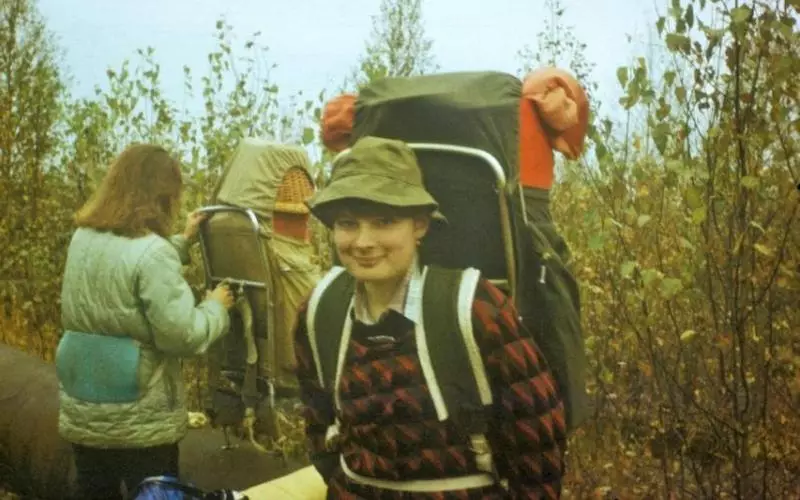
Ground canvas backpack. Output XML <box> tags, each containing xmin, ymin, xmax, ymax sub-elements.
<box><xmin>198</xmin><ymin>139</ymin><xmax>322</xmax><ymax>441</ymax></box>
<box><xmin>320</xmin><ymin>70</ymin><xmax>590</xmax><ymax>432</ymax></box>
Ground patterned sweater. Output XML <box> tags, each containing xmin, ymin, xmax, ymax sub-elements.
<box><xmin>294</xmin><ymin>278</ymin><xmax>566</xmax><ymax>499</ymax></box>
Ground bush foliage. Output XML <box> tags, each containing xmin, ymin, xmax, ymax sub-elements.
<box><xmin>1</xmin><ymin>0</ymin><xmax>797</xmax><ymax>497</ymax></box>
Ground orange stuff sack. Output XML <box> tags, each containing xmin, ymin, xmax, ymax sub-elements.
<box><xmin>519</xmin><ymin>67</ymin><xmax>589</xmax><ymax>189</ymax></box>
<box><xmin>320</xmin><ymin>93</ymin><xmax>356</xmax><ymax>152</ymax></box>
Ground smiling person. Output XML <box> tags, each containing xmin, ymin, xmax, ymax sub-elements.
<box><xmin>294</xmin><ymin>136</ymin><xmax>568</xmax><ymax>499</ymax></box>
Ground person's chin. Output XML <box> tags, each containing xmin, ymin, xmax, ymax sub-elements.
<box><xmin>348</xmin><ymin>262</ymin><xmax>389</xmax><ymax>282</ymax></box>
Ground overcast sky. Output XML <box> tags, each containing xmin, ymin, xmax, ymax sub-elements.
<box><xmin>37</xmin><ymin>0</ymin><xmax>667</xmax><ymax>119</ymax></box>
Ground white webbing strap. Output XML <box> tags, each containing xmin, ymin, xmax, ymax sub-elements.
<box><xmin>456</xmin><ymin>268</ymin><xmax>492</xmax><ymax>405</ymax></box>
<box><xmin>324</xmin><ymin>295</ymin><xmax>355</xmax><ymax>449</ymax></box>
<box><xmin>457</xmin><ymin>268</ymin><xmax>501</xmax><ymax>484</ymax></box>
<box><xmin>340</xmin><ymin>455</ymin><xmax>496</xmax><ymax>492</ymax></box>
<box><xmin>410</xmin><ymin>267</ymin><xmax>450</xmax><ymax>421</ymax></box>
<box><xmin>306</xmin><ymin>266</ymin><xmax>347</xmax><ymax>389</ymax></box>
<box><xmin>333</xmin><ymin>298</ymin><xmax>355</xmax><ymax>412</ymax></box>
<box><xmin>306</xmin><ymin>266</ymin><xmax>349</xmax><ymax>450</ymax></box>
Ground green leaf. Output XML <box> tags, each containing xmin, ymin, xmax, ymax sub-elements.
<box><xmin>741</xmin><ymin>175</ymin><xmax>759</xmax><ymax>189</ymax></box>
<box><xmin>588</xmin><ymin>233</ymin><xmax>605</xmax><ymax>250</ymax></box>
<box><xmin>652</xmin><ymin>122</ymin><xmax>670</xmax><ymax>155</ymax></box>
<box><xmin>624</xmin><ymin>84</ymin><xmax>641</xmax><ymax>109</ymax></box>
<box><xmin>685</xmin><ymin>185</ymin><xmax>703</xmax><ymax>209</ymax></box>
<box><xmin>642</xmin><ymin>268</ymin><xmax>663</xmax><ymax>287</ymax></box>
<box><xmin>680</xmin><ymin>329</ymin><xmax>698</xmax><ymax>343</ymax></box>
<box><xmin>664</xmin><ymin>71</ymin><xmax>676</xmax><ymax>87</ymax></box>
<box><xmin>691</xmin><ymin>207</ymin><xmax>707</xmax><ymax>225</ymax></box>
<box><xmin>301</xmin><ymin>127</ymin><xmax>315</xmax><ymax>145</ymax></box>
<box><xmin>731</xmin><ymin>6</ymin><xmax>751</xmax><ymax>24</ymax></box>
<box><xmin>666</xmin><ymin>33</ymin><xmax>690</xmax><ymax>52</ymax></box>
<box><xmin>685</xmin><ymin>4</ymin><xmax>695</xmax><ymax>28</ymax></box>
<box><xmin>675</xmin><ymin>85</ymin><xmax>687</xmax><ymax>103</ymax></box>
<box><xmin>637</xmin><ymin>214</ymin><xmax>652</xmax><ymax>227</ymax></box>
<box><xmin>617</xmin><ymin>67</ymin><xmax>629</xmax><ymax>88</ymax></box>
<box><xmin>660</xmin><ymin>277</ymin><xmax>683</xmax><ymax>298</ymax></box>
<box><xmin>656</xmin><ymin>16</ymin><xmax>666</xmax><ymax>35</ymax></box>
<box><xmin>666</xmin><ymin>159</ymin><xmax>683</xmax><ymax>172</ymax></box>
<box><xmin>776</xmin><ymin>18</ymin><xmax>794</xmax><ymax>39</ymax></box>
<box><xmin>595</xmin><ymin>140</ymin><xmax>608</xmax><ymax>161</ymax></box>
<box><xmin>621</xmin><ymin>261</ymin><xmax>637</xmax><ymax>279</ymax></box>
<box><xmin>600</xmin><ymin>367</ymin><xmax>614</xmax><ymax>384</ymax></box>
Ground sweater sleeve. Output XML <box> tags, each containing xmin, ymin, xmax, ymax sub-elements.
<box><xmin>293</xmin><ymin>301</ymin><xmax>339</xmax><ymax>483</ymax></box>
<box><xmin>472</xmin><ymin>279</ymin><xmax>567</xmax><ymax>499</ymax></box>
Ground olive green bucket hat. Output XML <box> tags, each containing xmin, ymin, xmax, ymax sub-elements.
<box><xmin>306</xmin><ymin>136</ymin><xmax>446</xmax><ymax>227</ymax></box>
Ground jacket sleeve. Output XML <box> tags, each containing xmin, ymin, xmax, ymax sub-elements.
<box><xmin>472</xmin><ymin>279</ymin><xmax>567</xmax><ymax>499</ymax></box>
<box><xmin>168</xmin><ymin>234</ymin><xmax>191</xmax><ymax>265</ymax></box>
<box><xmin>136</xmin><ymin>239</ymin><xmax>229</xmax><ymax>356</ymax></box>
<box><xmin>293</xmin><ymin>301</ymin><xmax>340</xmax><ymax>483</ymax></box>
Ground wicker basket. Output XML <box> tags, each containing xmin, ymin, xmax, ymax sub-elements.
<box><xmin>274</xmin><ymin>167</ymin><xmax>314</xmax><ymax>215</ymax></box>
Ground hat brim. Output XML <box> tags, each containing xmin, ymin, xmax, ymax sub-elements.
<box><xmin>306</xmin><ymin>173</ymin><xmax>446</xmax><ymax>226</ymax></box>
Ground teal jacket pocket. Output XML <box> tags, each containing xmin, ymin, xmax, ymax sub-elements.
<box><xmin>56</xmin><ymin>331</ymin><xmax>141</xmax><ymax>403</ymax></box>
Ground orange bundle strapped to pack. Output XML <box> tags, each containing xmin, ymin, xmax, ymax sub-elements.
<box><xmin>519</xmin><ymin>67</ymin><xmax>589</xmax><ymax>190</ymax></box>
<box><xmin>321</xmin><ymin>93</ymin><xmax>356</xmax><ymax>153</ymax></box>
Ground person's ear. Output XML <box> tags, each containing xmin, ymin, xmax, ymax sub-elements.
<box><xmin>412</xmin><ymin>213</ymin><xmax>431</xmax><ymax>241</ymax></box>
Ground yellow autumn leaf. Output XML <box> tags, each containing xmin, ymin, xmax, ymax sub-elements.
<box><xmin>753</xmin><ymin>243</ymin><xmax>773</xmax><ymax>256</ymax></box>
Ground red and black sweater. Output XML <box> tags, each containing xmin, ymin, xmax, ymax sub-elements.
<box><xmin>294</xmin><ymin>278</ymin><xmax>567</xmax><ymax>499</ymax></box>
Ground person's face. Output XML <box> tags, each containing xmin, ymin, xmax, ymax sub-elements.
<box><xmin>332</xmin><ymin>208</ymin><xmax>430</xmax><ymax>285</ymax></box>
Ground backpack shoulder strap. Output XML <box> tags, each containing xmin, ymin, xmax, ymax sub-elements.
<box><xmin>305</xmin><ymin>266</ymin><xmax>355</xmax><ymax>391</ymax></box>
<box><xmin>421</xmin><ymin>266</ymin><xmax>492</xmax><ymax>433</ymax></box>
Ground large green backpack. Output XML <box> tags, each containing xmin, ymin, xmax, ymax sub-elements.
<box><xmin>322</xmin><ymin>71</ymin><xmax>590</xmax><ymax>432</ymax></box>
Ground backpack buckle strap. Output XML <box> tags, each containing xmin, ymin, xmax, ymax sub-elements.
<box><xmin>469</xmin><ymin>434</ymin><xmax>494</xmax><ymax>474</ymax></box>
<box><xmin>324</xmin><ymin>418</ymin><xmax>342</xmax><ymax>451</ymax></box>
<box><xmin>339</xmin><ymin>455</ymin><xmax>496</xmax><ymax>492</ymax></box>
<box><xmin>468</xmin><ymin>434</ymin><xmax>508</xmax><ymax>490</ymax></box>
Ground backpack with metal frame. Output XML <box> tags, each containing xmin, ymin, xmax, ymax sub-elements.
<box><xmin>196</xmin><ymin>138</ymin><xmax>322</xmax><ymax>448</ymax></box>
<box><xmin>316</xmin><ymin>68</ymin><xmax>591</xmax><ymax>438</ymax></box>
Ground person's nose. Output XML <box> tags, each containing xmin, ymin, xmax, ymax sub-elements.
<box><xmin>352</xmin><ymin>225</ymin><xmax>376</xmax><ymax>250</ymax></box>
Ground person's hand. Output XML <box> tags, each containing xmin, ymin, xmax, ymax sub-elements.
<box><xmin>183</xmin><ymin>210</ymin><xmax>208</xmax><ymax>241</ymax></box>
<box><xmin>206</xmin><ymin>283</ymin><xmax>234</xmax><ymax>310</ymax></box>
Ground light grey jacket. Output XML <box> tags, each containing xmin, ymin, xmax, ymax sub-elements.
<box><xmin>57</xmin><ymin>227</ymin><xmax>230</xmax><ymax>448</ymax></box>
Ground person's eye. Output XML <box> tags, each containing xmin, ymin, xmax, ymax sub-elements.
<box><xmin>335</xmin><ymin>219</ymin><xmax>357</xmax><ymax>230</ymax></box>
<box><xmin>376</xmin><ymin>216</ymin><xmax>395</xmax><ymax>227</ymax></box>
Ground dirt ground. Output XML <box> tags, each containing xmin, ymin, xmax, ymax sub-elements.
<box><xmin>0</xmin><ymin>486</ymin><xmax>20</xmax><ymax>500</ymax></box>
<box><xmin>0</xmin><ymin>426</ymin><xmax>306</xmax><ymax>499</ymax></box>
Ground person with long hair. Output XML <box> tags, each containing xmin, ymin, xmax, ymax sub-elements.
<box><xmin>295</xmin><ymin>136</ymin><xmax>567</xmax><ymax>499</ymax></box>
<box><xmin>55</xmin><ymin>143</ymin><xmax>234</xmax><ymax>499</ymax></box>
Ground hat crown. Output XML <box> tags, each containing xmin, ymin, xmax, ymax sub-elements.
<box><xmin>306</xmin><ymin>136</ymin><xmax>447</xmax><ymax>227</ymax></box>
<box><xmin>331</xmin><ymin>136</ymin><xmax>424</xmax><ymax>186</ymax></box>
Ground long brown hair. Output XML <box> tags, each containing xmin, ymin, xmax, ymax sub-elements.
<box><xmin>75</xmin><ymin>143</ymin><xmax>183</xmax><ymax>238</ymax></box>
